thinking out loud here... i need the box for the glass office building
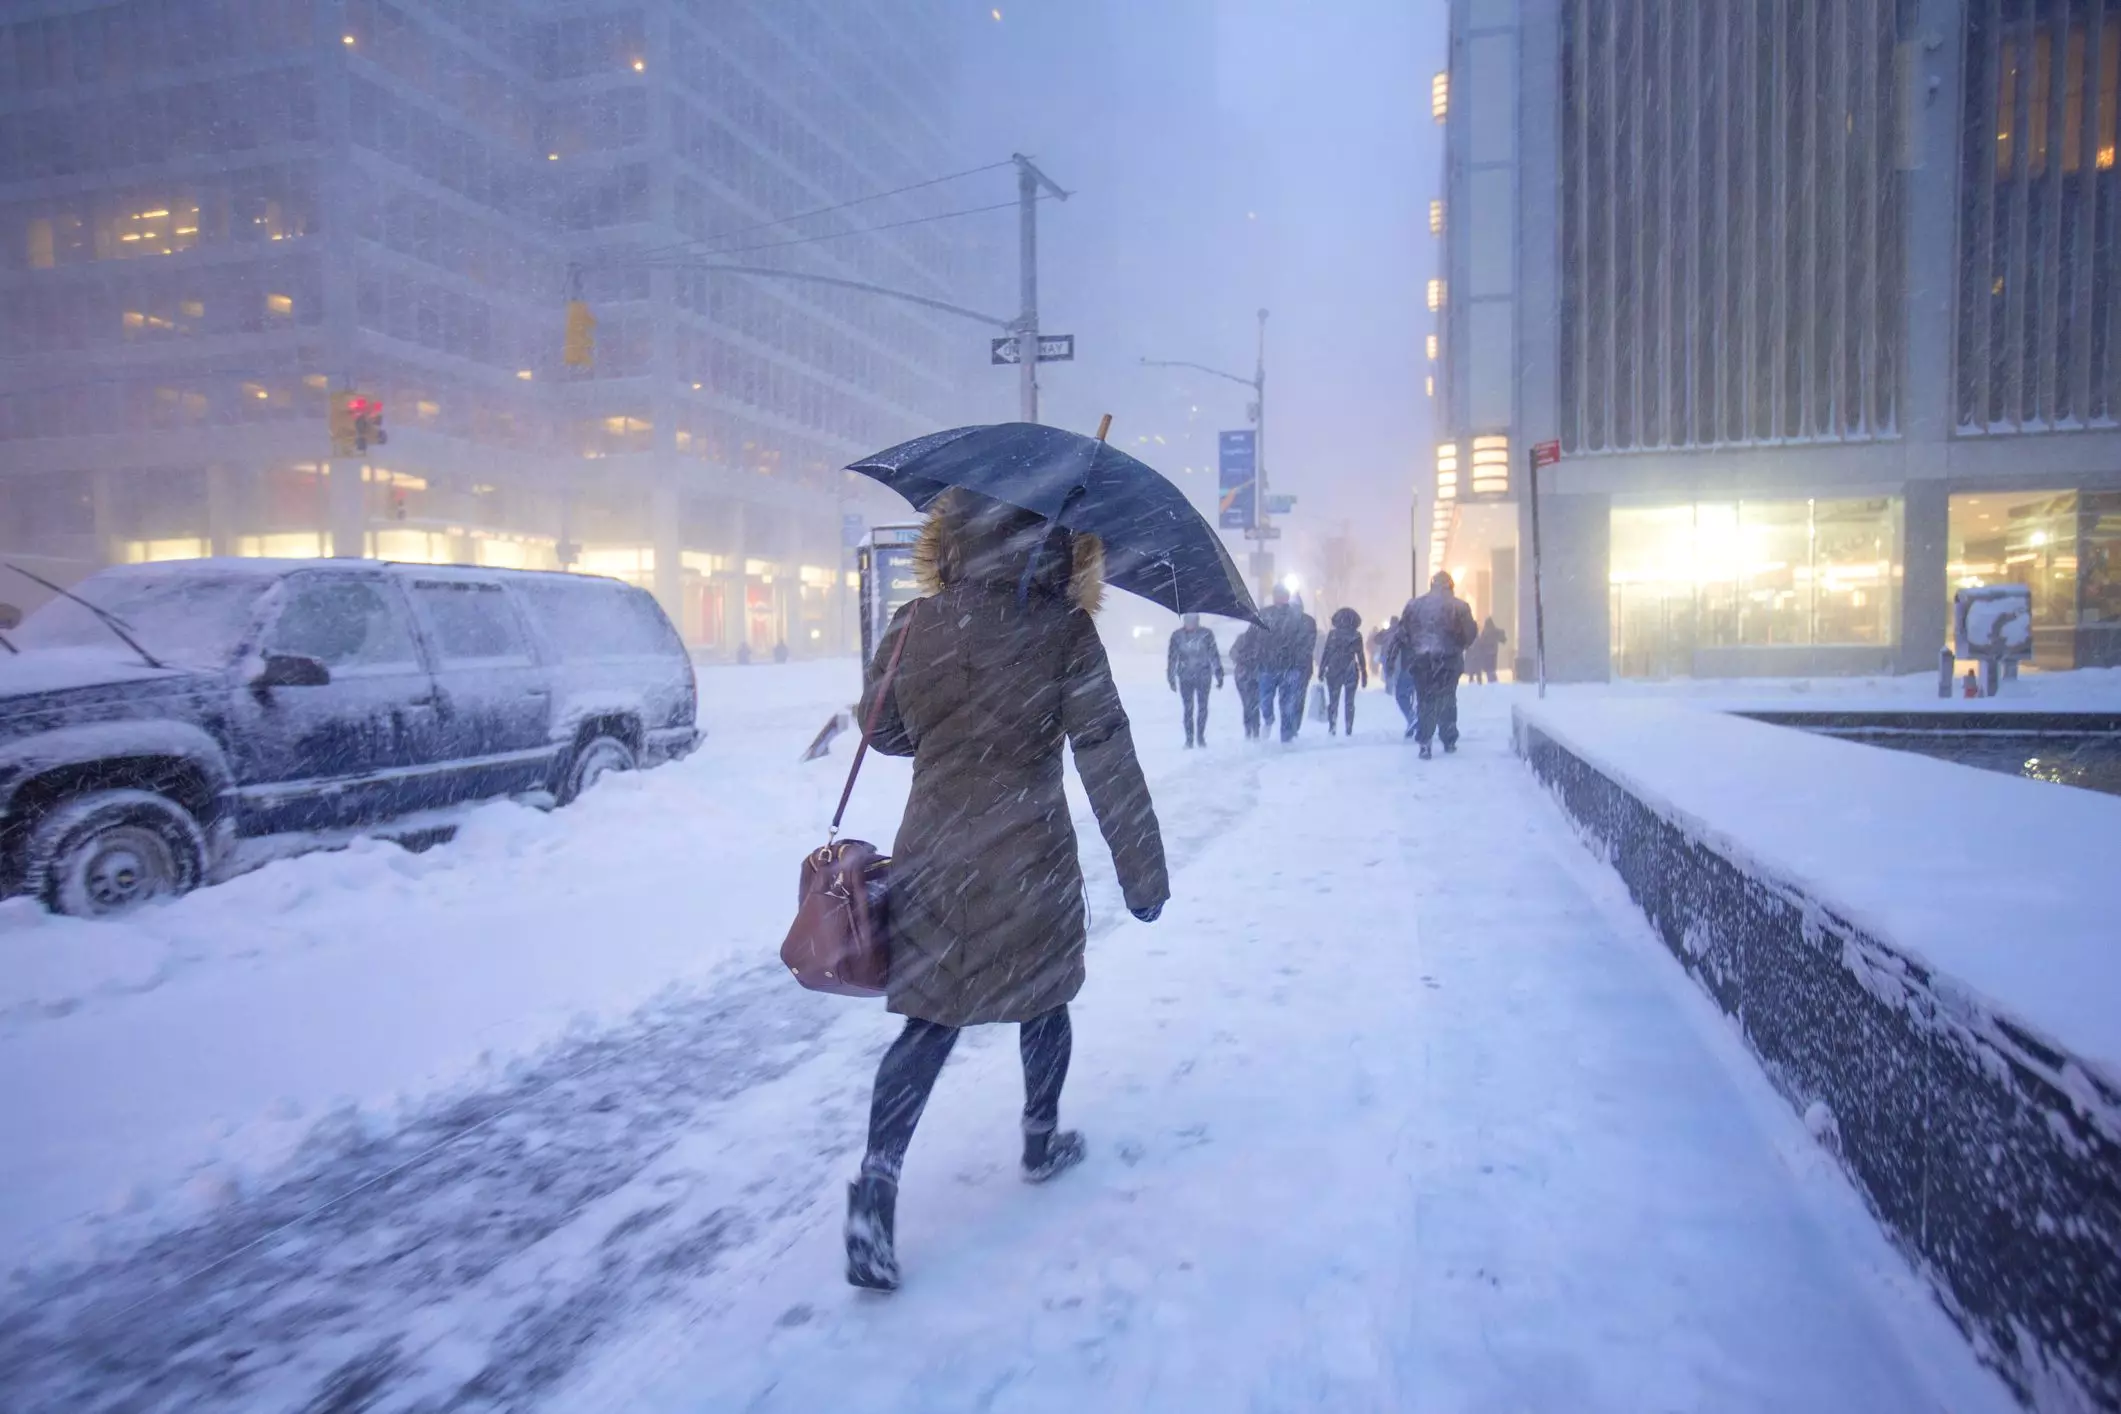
[0,0,966,654]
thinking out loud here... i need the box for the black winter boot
[1022,1129,1087,1183]
[845,1173,900,1290]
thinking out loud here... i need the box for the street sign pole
[1017,159,1037,423]
[1253,308,1271,601]
[1013,155,1069,425]
[1527,439,1561,699]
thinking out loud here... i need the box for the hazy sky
[937,0,1444,623]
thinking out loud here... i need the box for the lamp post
[1142,308,1273,598]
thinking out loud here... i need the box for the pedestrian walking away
[1392,570,1478,759]
[1318,607,1368,736]
[1257,586,1319,743]
[1167,613,1224,748]
[1380,615,1416,732]
[846,489,1170,1291]
[1230,623,1264,739]
[1467,615,1506,685]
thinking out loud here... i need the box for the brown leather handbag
[779,603,916,997]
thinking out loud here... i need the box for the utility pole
[1251,308,1271,597]
[1142,306,1274,599]
[1013,153,1069,423]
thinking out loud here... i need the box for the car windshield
[13,571,270,667]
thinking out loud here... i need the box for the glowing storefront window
[123,538,210,564]
[237,532,331,558]
[1609,498,1901,677]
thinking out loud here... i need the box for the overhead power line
[622,158,1017,266]
[688,159,1015,247]
[648,195,1048,262]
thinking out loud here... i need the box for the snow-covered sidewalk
[0,674,2011,1411]
[574,690,2006,1412]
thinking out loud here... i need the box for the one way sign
[991,334,1076,365]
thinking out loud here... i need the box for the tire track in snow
[0,964,839,1412]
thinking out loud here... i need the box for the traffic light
[330,392,387,455]
[329,391,357,456]
[353,395,386,452]
[564,299,596,367]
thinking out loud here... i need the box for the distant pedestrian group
[1167,572,1485,755]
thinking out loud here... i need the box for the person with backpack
[1392,570,1479,758]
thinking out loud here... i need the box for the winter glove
[1131,902,1163,924]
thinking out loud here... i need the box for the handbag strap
[832,599,919,837]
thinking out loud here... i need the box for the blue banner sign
[1218,429,1257,531]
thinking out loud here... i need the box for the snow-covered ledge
[1514,699,2119,1413]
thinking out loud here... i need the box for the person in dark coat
[1166,614,1224,748]
[1379,615,1416,730]
[1393,570,1479,758]
[1466,616,1506,684]
[1257,586,1318,743]
[1318,607,1368,736]
[1229,624,1264,739]
[847,489,1170,1290]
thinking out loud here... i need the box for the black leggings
[861,1005,1072,1183]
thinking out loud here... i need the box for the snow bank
[1516,696,2120,1412]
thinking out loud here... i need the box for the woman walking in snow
[1318,607,1368,735]
[844,489,1169,1291]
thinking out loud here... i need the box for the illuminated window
[1430,199,1444,236]
[110,202,200,258]
[1426,334,1439,361]
[265,292,294,317]
[123,537,209,564]
[1470,434,1510,496]
[26,218,54,269]
[1435,441,1459,500]
[1427,278,1445,311]
[517,369,535,380]
[1426,375,1436,397]
[1432,70,1449,122]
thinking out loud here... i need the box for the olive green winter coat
[859,491,1170,1027]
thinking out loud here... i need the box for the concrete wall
[1518,711,2121,1412]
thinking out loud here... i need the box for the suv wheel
[30,790,206,918]
[558,734,636,805]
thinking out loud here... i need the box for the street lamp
[1142,308,1274,599]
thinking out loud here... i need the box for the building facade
[0,0,967,655]
[1431,0,2121,679]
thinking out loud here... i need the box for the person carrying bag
[827,488,1169,1292]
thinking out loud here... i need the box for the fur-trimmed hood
[912,489,1104,614]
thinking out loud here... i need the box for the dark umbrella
[847,422,1260,624]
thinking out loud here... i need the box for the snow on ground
[0,656,2033,1410]
[0,660,878,1268]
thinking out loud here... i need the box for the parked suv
[0,559,700,916]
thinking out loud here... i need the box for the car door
[229,571,441,835]
[403,577,557,804]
